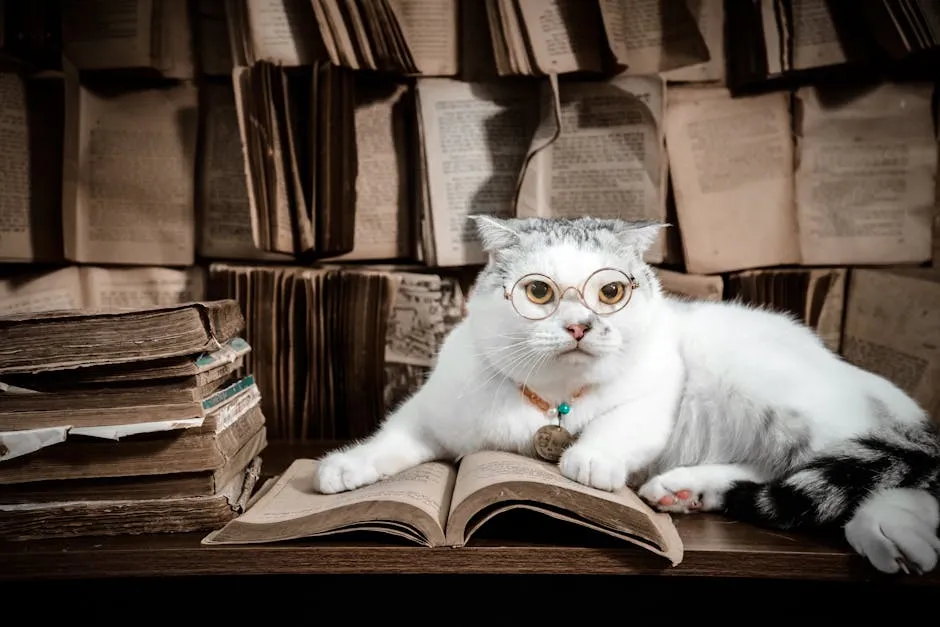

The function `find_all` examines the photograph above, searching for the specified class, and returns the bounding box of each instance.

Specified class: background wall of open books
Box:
[2,0,939,442]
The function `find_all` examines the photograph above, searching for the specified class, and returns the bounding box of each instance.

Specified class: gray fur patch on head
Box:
[468,214,667,293]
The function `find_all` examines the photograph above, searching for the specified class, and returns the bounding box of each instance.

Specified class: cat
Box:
[314,214,940,575]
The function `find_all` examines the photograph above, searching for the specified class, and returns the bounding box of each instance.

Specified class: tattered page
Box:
[654,268,723,302]
[244,0,321,66]
[664,86,800,274]
[0,267,84,316]
[513,74,561,221]
[60,0,155,70]
[415,77,537,266]
[337,79,413,260]
[518,74,668,263]
[597,0,709,75]
[515,0,603,74]
[0,70,62,262]
[198,83,290,261]
[789,0,851,71]
[661,0,724,82]
[64,79,198,266]
[794,82,936,265]
[842,269,940,421]
[79,266,206,310]
[445,450,683,563]
[201,458,458,546]
[389,0,459,76]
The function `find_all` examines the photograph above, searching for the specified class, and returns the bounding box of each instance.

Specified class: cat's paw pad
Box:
[638,468,723,514]
[558,444,626,492]
[845,490,940,575]
[315,452,380,494]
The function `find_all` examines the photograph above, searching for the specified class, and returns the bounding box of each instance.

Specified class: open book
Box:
[202,450,684,565]
[664,81,936,274]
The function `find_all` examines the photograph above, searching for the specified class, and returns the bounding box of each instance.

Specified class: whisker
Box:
[456,348,537,399]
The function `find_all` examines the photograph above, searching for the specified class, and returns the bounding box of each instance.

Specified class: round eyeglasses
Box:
[504,268,639,320]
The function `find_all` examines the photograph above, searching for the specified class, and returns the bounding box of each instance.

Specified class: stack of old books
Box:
[0,299,268,540]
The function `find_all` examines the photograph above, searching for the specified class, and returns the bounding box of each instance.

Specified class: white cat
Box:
[315,215,940,575]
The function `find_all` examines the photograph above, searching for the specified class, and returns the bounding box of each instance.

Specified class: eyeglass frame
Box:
[502,267,640,321]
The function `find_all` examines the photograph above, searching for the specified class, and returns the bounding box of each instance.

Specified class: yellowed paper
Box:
[390,0,459,76]
[598,0,709,75]
[337,82,413,261]
[513,74,560,221]
[0,267,84,315]
[795,83,936,266]
[450,450,654,516]
[661,0,724,82]
[655,268,723,301]
[515,0,603,74]
[63,79,198,266]
[517,75,668,263]
[664,86,800,274]
[240,458,456,530]
[842,268,940,421]
[61,0,154,70]
[79,266,206,310]
[0,71,62,262]
[416,77,536,266]
[243,0,320,66]
[790,0,850,70]
[61,0,194,78]
[198,83,290,261]
[384,272,446,367]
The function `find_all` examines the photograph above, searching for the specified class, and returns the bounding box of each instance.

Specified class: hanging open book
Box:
[202,449,684,565]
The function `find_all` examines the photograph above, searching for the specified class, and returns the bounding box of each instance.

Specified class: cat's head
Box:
[465,215,666,385]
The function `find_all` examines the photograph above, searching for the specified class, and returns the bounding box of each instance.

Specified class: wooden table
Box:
[2,441,939,593]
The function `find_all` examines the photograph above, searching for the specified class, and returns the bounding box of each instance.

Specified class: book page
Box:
[795,83,936,266]
[842,269,940,421]
[416,78,537,266]
[0,71,62,262]
[197,83,289,261]
[390,0,459,76]
[65,80,198,266]
[597,0,709,75]
[661,0,724,82]
[790,0,849,70]
[336,80,412,261]
[0,267,84,316]
[664,86,800,274]
[515,0,603,74]
[60,0,154,70]
[523,75,668,263]
[245,0,320,66]
[450,450,652,515]
[655,268,723,301]
[237,458,457,532]
[513,74,560,222]
[79,266,207,310]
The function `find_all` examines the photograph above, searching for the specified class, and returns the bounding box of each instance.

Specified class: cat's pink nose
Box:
[566,324,589,340]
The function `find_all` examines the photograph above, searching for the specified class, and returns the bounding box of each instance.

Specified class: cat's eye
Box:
[598,282,626,305]
[524,280,554,305]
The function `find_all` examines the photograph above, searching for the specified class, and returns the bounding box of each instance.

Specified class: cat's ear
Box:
[468,214,521,252]
[618,221,668,255]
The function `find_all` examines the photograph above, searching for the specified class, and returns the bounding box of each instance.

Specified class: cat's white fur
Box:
[315,216,939,575]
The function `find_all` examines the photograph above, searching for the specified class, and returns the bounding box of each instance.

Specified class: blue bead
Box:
[557,403,570,415]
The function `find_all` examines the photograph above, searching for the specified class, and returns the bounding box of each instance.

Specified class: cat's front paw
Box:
[558,443,627,492]
[315,450,381,494]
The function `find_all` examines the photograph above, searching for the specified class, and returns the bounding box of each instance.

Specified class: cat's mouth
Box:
[559,345,594,358]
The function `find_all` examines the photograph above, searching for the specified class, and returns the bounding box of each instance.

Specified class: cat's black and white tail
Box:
[721,420,940,573]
